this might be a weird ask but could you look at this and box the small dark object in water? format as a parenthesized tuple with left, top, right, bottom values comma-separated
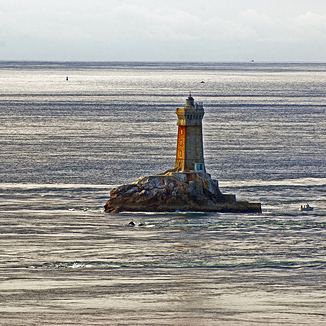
(128, 221, 135, 227)
(201, 81, 205, 83)
(66, 76, 69, 81)
(300, 204, 314, 211)
(138, 222, 145, 226)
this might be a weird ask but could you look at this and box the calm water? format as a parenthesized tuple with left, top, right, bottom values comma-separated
(0, 61, 326, 325)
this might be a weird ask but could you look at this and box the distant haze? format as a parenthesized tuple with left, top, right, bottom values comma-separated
(1, 0, 326, 61)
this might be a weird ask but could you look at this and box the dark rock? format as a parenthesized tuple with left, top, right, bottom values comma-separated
(104, 171, 261, 214)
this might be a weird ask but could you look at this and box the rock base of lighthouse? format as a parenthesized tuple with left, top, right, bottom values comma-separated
(104, 172, 261, 214)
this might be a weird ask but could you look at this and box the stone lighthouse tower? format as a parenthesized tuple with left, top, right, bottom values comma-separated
(104, 94, 262, 213)
(174, 95, 205, 172)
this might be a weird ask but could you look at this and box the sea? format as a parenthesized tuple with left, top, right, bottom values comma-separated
(0, 61, 326, 325)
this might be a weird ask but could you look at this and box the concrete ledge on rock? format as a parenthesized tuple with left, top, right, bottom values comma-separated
(223, 194, 236, 203)
(237, 201, 262, 213)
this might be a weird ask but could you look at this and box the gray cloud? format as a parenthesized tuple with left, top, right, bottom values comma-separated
(0, 0, 326, 61)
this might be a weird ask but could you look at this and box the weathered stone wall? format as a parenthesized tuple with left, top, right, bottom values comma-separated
(184, 125, 204, 170)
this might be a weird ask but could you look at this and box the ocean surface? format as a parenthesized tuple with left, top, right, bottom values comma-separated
(0, 61, 326, 325)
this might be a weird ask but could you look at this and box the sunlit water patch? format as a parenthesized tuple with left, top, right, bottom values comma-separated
(1, 62, 326, 325)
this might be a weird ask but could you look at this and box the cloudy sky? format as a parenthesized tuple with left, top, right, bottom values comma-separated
(1, 0, 326, 61)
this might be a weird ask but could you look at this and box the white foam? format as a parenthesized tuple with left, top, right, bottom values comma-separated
(0, 183, 117, 190)
(219, 178, 326, 188)
(1, 178, 325, 191)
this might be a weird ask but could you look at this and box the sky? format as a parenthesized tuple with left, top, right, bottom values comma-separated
(1, 0, 326, 61)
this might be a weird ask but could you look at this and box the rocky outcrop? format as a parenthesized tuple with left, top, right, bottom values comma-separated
(104, 172, 261, 213)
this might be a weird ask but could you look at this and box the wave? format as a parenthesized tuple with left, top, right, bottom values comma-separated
(219, 177, 326, 188)
(0, 183, 117, 190)
(2, 177, 325, 191)
(26, 260, 326, 270)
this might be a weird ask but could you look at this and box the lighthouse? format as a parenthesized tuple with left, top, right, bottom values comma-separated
(104, 94, 262, 213)
(174, 95, 205, 172)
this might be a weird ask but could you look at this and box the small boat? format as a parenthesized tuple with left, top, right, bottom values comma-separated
(200, 81, 205, 83)
(300, 204, 314, 211)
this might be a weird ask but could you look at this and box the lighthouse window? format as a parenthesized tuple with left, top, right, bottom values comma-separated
(180, 140, 183, 145)
(179, 151, 182, 157)
(180, 130, 183, 135)
(196, 163, 203, 171)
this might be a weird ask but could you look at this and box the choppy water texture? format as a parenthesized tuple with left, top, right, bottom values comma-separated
(0, 61, 326, 325)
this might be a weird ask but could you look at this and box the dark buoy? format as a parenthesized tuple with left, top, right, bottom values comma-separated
(128, 221, 135, 227)
(66, 76, 69, 81)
